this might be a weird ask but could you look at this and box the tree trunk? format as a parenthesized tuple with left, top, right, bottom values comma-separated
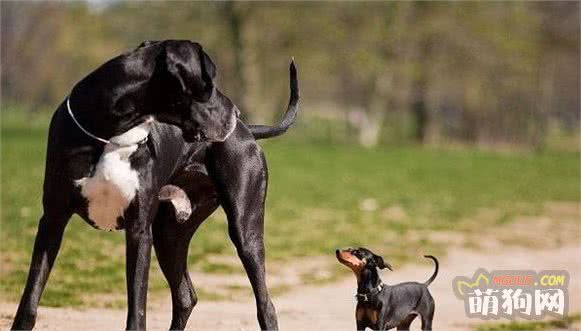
(411, 37, 432, 144)
(223, 2, 246, 113)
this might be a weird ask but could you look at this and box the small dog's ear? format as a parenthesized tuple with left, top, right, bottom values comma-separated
(374, 254, 393, 271)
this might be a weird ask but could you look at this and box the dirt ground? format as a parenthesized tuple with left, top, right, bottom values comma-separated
(2, 202, 580, 330)
(1, 242, 580, 331)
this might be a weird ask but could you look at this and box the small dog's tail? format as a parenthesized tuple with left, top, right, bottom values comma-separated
(423, 255, 439, 286)
(248, 60, 299, 140)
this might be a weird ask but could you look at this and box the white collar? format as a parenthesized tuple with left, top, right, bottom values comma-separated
(66, 96, 152, 146)
(67, 97, 111, 144)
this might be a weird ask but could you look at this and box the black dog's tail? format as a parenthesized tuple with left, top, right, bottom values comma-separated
(248, 60, 299, 140)
(423, 255, 439, 286)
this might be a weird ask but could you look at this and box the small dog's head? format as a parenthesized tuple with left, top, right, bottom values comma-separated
(336, 247, 392, 279)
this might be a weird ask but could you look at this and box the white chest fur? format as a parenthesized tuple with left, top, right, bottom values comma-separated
(76, 121, 152, 231)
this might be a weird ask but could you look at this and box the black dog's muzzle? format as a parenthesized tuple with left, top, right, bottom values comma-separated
(179, 113, 207, 142)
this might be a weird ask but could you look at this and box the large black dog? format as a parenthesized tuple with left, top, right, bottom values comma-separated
(12, 40, 299, 331)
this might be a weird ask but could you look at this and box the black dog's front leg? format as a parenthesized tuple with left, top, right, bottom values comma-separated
(124, 194, 159, 331)
(12, 211, 71, 330)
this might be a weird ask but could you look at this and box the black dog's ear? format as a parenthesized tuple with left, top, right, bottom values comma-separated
(165, 55, 187, 94)
(198, 47, 216, 101)
(199, 48, 216, 80)
(160, 41, 215, 102)
(373, 254, 393, 271)
(137, 40, 159, 49)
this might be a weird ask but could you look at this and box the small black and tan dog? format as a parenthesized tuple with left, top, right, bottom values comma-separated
(336, 248, 439, 331)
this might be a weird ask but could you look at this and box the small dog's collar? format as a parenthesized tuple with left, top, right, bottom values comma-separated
(66, 96, 148, 146)
(356, 282, 384, 302)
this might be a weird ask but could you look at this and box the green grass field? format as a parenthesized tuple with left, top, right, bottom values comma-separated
(1, 111, 579, 307)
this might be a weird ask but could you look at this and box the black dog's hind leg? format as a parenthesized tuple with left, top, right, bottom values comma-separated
(208, 130, 278, 331)
(153, 206, 197, 331)
(12, 210, 71, 330)
(153, 198, 219, 330)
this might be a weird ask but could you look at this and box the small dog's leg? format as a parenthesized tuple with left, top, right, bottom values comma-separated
(397, 314, 417, 331)
(419, 299, 435, 331)
(420, 314, 433, 331)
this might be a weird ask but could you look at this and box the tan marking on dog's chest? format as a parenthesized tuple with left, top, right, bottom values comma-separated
(356, 307, 379, 324)
(356, 307, 365, 321)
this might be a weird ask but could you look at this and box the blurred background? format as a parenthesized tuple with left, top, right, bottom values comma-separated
(1, 2, 580, 328)
(2, 1, 579, 149)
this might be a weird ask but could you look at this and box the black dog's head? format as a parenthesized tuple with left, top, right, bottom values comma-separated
(138, 40, 238, 142)
(336, 247, 392, 280)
